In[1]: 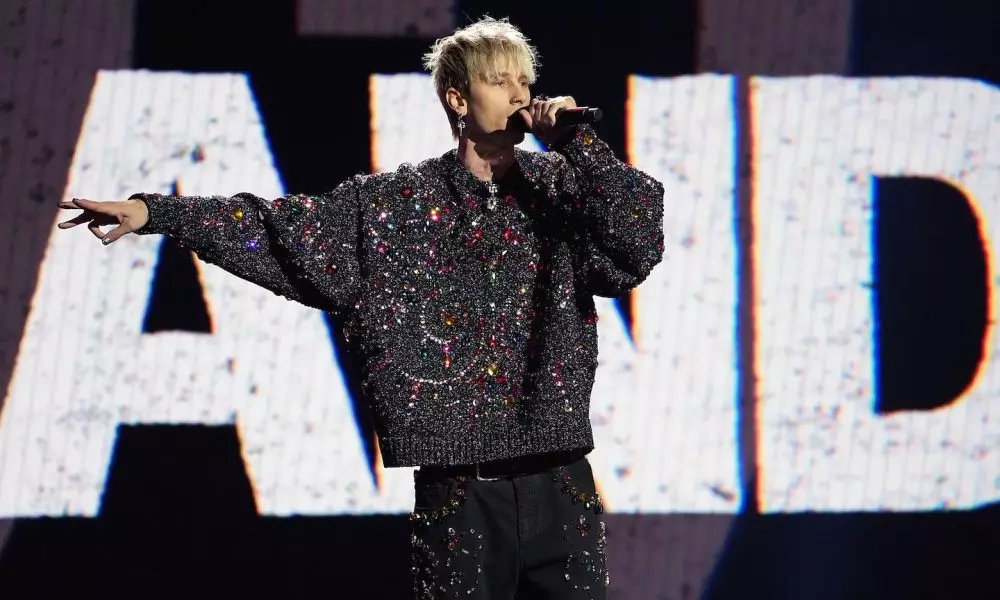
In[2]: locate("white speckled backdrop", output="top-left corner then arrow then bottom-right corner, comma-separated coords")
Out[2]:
1,0 -> 998,598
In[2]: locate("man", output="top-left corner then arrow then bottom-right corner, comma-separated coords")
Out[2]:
58,16 -> 664,600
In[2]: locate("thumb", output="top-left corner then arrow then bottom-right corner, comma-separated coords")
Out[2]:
101,223 -> 134,245
517,108 -> 533,129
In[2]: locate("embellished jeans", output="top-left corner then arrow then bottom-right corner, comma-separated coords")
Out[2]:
409,454 -> 610,599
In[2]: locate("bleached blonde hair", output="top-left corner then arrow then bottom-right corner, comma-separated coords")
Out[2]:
422,16 -> 540,137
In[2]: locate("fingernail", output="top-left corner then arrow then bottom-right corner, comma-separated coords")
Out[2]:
102,237 -> 112,245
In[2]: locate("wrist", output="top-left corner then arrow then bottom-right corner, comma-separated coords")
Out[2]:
127,193 -> 157,232
133,199 -> 150,229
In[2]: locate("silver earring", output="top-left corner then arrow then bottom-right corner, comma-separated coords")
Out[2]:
457,114 -> 466,137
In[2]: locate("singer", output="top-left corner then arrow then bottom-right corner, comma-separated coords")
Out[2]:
58,16 -> 664,600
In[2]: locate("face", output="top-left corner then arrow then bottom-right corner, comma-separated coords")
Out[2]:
449,57 -> 531,146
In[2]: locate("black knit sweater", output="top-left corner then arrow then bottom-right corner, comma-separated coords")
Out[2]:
134,125 -> 664,467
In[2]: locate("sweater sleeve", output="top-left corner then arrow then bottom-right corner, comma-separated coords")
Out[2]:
132,176 -> 364,315
550,125 -> 665,297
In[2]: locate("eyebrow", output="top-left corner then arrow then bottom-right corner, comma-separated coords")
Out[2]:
494,71 -> 529,81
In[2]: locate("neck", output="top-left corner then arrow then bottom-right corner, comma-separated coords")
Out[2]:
457,135 -> 516,183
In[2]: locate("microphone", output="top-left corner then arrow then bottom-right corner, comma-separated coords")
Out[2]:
551,107 -> 603,127
511,106 -> 603,132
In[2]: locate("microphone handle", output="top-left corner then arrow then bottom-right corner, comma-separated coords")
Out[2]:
511,106 -> 603,132
554,107 -> 603,127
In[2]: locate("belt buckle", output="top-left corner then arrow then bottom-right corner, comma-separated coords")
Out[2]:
475,463 -> 500,482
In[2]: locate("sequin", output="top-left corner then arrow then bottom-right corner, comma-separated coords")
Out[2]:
411,528 -> 485,598
558,478 -> 610,596
410,476 -> 469,527
552,466 -> 605,515
131,125 -> 664,468
410,478 -> 484,597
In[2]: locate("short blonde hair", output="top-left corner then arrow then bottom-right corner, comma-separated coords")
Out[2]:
422,16 -> 540,137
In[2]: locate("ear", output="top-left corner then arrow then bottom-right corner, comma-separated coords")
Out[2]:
445,87 -> 466,114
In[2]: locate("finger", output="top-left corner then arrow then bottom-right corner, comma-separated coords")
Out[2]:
57,213 -> 93,229
531,100 -> 545,124
72,198 -> 117,215
544,103 -> 560,127
540,101 -> 553,123
58,200 -> 80,210
87,220 -> 107,241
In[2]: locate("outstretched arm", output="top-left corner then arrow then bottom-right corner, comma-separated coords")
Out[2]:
59,177 -> 365,315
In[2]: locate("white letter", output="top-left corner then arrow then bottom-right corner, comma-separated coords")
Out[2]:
0,71 -> 405,517
587,74 -> 741,513
754,76 -> 1000,511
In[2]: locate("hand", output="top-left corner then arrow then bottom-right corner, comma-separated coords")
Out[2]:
519,95 -> 577,146
57,198 -> 150,245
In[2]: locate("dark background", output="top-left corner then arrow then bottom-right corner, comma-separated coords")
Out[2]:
0,0 -> 997,598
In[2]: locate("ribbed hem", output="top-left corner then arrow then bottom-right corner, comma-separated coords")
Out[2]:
379,427 -> 595,468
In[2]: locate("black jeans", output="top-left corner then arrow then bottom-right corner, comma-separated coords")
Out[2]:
409,453 -> 610,599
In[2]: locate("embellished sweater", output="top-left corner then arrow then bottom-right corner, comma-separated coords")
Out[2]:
133,125 -> 665,468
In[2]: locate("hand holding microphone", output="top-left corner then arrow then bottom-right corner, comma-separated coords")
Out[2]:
516,95 -> 603,146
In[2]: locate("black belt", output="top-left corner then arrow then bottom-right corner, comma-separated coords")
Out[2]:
418,449 -> 587,482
